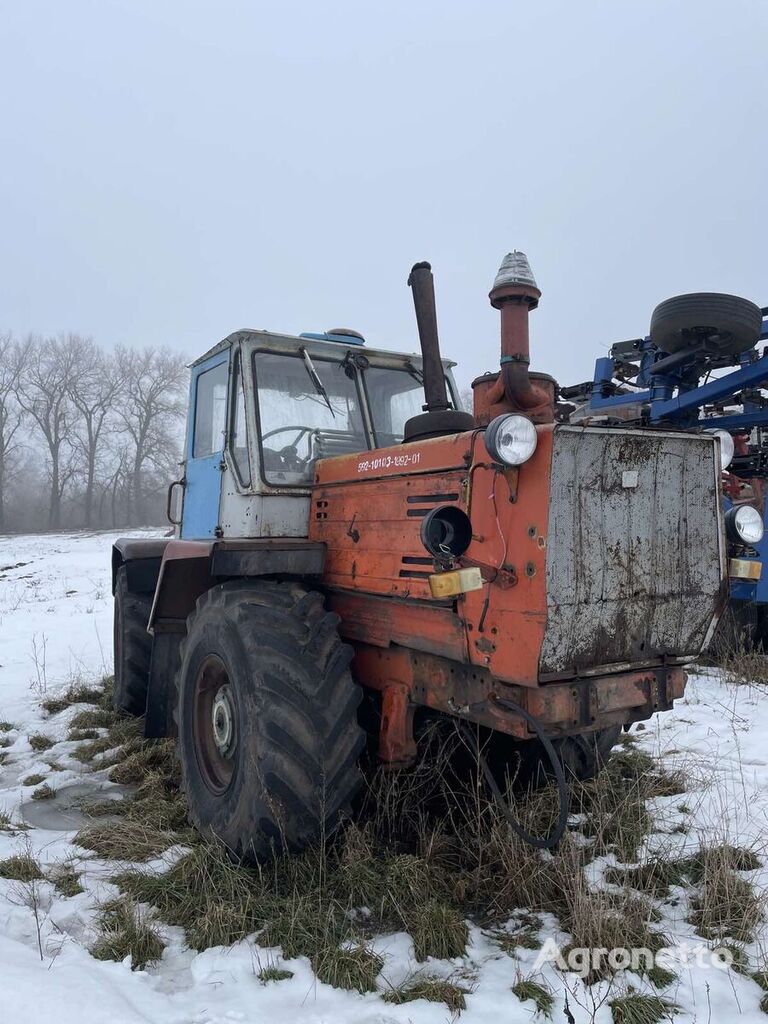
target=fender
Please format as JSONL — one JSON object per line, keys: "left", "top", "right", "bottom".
{"left": 148, "top": 537, "right": 327, "bottom": 633}
{"left": 111, "top": 537, "right": 171, "bottom": 594}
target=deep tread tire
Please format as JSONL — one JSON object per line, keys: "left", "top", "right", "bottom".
{"left": 650, "top": 292, "right": 762, "bottom": 356}
{"left": 175, "top": 580, "right": 365, "bottom": 861}
{"left": 113, "top": 566, "right": 153, "bottom": 716}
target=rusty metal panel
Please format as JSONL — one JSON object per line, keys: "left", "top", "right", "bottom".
{"left": 540, "top": 426, "right": 725, "bottom": 676}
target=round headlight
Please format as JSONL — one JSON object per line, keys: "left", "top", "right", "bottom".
{"left": 726, "top": 504, "right": 765, "bottom": 546}
{"left": 705, "top": 428, "right": 735, "bottom": 469}
{"left": 485, "top": 414, "right": 538, "bottom": 467}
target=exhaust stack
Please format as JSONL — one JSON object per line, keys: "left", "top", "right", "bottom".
{"left": 487, "top": 251, "right": 555, "bottom": 422}
{"left": 407, "top": 262, "right": 451, "bottom": 413}
{"left": 403, "top": 261, "right": 476, "bottom": 442}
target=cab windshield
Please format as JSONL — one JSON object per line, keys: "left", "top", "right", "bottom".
{"left": 363, "top": 364, "right": 428, "bottom": 446}
{"left": 254, "top": 350, "right": 367, "bottom": 485}
{"left": 253, "top": 349, "right": 456, "bottom": 487}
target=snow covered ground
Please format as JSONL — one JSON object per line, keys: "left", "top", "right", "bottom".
{"left": 1, "top": 530, "right": 768, "bottom": 1022}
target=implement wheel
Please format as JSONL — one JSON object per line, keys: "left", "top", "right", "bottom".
{"left": 113, "top": 566, "right": 152, "bottom": 716}
{"left": 175, "top": 580, "right": 365, "bottom": 860}
{"left": 650, "top": 292, "right": 762, "bottom": 356}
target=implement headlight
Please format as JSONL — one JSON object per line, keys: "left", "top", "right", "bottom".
{"left": 726, "top": 505, "right": 765, "bottom": 546}
{"left": 485, "top": 414, "right": 538, "bottom": 467}
{"left": 705, "top": 428, "right": 734, "bottom": 469}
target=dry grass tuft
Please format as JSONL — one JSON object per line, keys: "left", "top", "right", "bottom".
{"left": 27, "top": 733, "right": 54, "bottom": 752}
{"left": 573, "top": 748, "right": 686, "bottom": 861}
{"left": 22, "top": 773, "right": 47, "bottom": 787}
{"left": 106, "top": 739, "right": 178, "bottom": 786}
{"left": 608, "top": 844, "right": 761, "bottom": 897}
{"left": 257, "top": 965, "right": 293, "bottom": 983}
{"left": 385, "top": 974, "right": 469, "bottom": 1012}
{"left": 512, "top": 977, "right": 554, "bottom": 1016}
{"left": 68, "top": 728, "right": 100, "bottom": 742}
{"left": 409, "top": 899, "right": 468, "bottom": 962}
{"left": 312, "top": 942, "right": 383, "bottom": 992}
{"left": 74, "top": 817, "right": 183, "bottom": 863}
{"left": 0, "top": 812, "right": 28, "bottom": 835}
{"left": 609, "top": 992, "right": 678, "bottom": 1024}
{"left": 114, "top": 840, "right": 264, "bottom": 950}
{"left": 71, "top": 736, "right": 116, "bottom": 763}
{"left": 49, "top": 862, "right": 84, "bottom": 897}
{"left": 70, "top": 708, "right": 116, "bottom": 731}
{"left": 490, "top": 919, "right": 542, "bottom": 953}
{"left": 42, "top": 682, "right": 106, "bottom": 715}
{"left": 0, "top": 721, "right": 13, "bottom": 732}
{"left": 0, "top": 853, "right": 43, "bottom": 881}
{"left": 707, "top": 613, "right": 768, "bottom": 685}
{"left": 90, "top": 896, "right": 165, "bottom": 969}
{"left": 31, "top": 783, "right": 55, "bottom": 801}
{"left": 689, "top": 845, "right": 764, "bottom": 942}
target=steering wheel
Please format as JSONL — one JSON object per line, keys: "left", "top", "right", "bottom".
{"left": 261, "top": 425, "right": 314, "bottom": 472}
{"left": 262, "top": 425, "right": 312, "bottom": 444}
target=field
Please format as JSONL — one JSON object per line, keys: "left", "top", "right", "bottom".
{"left": 2, "top": 530, "right": 768, "bottom": 1023}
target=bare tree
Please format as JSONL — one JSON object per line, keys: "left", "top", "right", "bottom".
{"left": 0, "top": 334, "right": 28, "bottom": 532}
{"left": 67, "top": 336, "right": 121, "bottom": 527}
{"left": 14, "top": 335, "right": 81, "bottom": 529}
{"left": 116, "top": 347, "right": 187, "bottom": 523}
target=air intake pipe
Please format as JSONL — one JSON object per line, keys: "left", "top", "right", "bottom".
{"left": 488, "top": 252, "right": 554, "bottom": 422}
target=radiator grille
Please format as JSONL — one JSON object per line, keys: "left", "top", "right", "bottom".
{"left": 540, "top": 426, "right": 725, "bottom": 677}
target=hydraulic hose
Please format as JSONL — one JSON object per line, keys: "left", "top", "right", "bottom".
{"left": 461, "top": 696, "right": 569, "bottom": 850}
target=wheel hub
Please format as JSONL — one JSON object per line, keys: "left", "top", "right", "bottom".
{"left": 211, "top": 685, "right": 234, "bottom": 754}
{"left": 193, "top": 655, "right": 237, "bottom": 793}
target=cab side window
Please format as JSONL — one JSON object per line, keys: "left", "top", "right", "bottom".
{"left": 229, "top": 352, "right": 251, "bottom": 486}
{"left": 193, "top": 361, "right": 228, "bottom": 458}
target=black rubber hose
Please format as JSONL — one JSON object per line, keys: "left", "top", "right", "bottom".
{"left": 461, "top": 696, "right": 569, "bottom": 850}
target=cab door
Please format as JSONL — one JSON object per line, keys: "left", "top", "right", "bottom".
{"left": 181, "top": 350, "right": 230, "bottom": 539}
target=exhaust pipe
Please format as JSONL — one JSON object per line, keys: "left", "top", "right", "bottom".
{"left": 489, "top": 252, "right": 554, "bottom": 420}
{"left": 403, "top": 261, "right": 475, "bottom": 442}
{"left": 407, "top": 261, "right": 451, "bottom": 413}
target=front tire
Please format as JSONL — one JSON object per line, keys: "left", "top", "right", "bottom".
{"left": 113, "top": 566, "right": 153, "bottom": 716}
{"left": 175, "top": 580, "right": 365, "bottom": 860}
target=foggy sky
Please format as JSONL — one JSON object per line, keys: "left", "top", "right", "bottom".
{"left": 1, "top": 0, "right": 766, "bottom": 393}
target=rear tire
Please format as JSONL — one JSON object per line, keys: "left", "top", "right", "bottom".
{"left": 175, "top": 580, "right": 365, "bottom": 860}
{"left": 113, "top": 566, "right": 153, "bottom": 716}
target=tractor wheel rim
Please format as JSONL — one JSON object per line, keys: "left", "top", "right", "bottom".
{"left": 212, "top": 685, "right": 234, "bottom": 753}
{"left": 193, "top": 655, "right": 236, "bottom": 793}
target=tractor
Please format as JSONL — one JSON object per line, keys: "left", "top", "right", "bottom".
{"left": 111, "top": 252, "right": 729, "bottom": 858}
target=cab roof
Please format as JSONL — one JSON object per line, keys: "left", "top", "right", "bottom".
{"left": 188, "top": 329, "right": 456, "bottom": 371}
